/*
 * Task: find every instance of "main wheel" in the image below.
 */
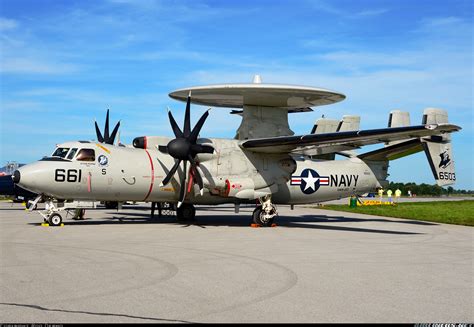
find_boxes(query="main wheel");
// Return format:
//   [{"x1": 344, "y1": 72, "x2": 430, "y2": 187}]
[
  {"x1": 177, "y1": 204, "x2": 196, "y2": 223},
  {"x1": 104, "y1": 201, "x2": 118, "y2": 209},
  {"x1": 252, "y1": 206, "x2": 262, "y2": 224},
  {"x1": 252, "y1": 206, "x2": 274, "y2": 227},
  {"x1": 48, "y1": 213, "x2": 63, "y2": 227}
]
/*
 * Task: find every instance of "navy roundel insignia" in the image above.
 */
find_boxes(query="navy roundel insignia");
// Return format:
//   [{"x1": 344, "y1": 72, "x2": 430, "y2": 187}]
[{"x1": 291, "y1": 168, "x2": 329, "y2": 194}]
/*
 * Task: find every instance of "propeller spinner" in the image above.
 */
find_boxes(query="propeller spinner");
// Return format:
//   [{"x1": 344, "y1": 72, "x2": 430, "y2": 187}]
[
  {"x1": 159, "y1": 93, "x2": 213, "y2": 207},
  {"x1": 95, "y1": 109, "x2": 120, "y2": 145}
]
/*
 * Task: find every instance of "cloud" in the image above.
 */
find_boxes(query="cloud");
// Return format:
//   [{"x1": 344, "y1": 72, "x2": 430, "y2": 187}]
[
  {"x1": 420, "y1": 16, "x2": 464, "y2": 28},
  {"x1": 0, "y1": 58, "x2": 80, "y2": 75},
  {"x1": 0, "y1": 17, "x2": 18, "y2": 31},
  {"x1": 308, "y1": 0, "x2": 388, "y2": 18},
  {"x1": 355, "y1": 9, "x2": 389, "y2": 17}
]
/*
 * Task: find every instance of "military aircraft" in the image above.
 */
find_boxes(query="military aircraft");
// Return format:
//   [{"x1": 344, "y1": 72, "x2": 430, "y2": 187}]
[{"x1": 13, "y1": 76, "x2": 460, "y2": 226}]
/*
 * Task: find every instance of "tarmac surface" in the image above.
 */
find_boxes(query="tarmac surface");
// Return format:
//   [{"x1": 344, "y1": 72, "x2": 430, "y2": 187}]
[{"x1": 0, "y1": 200, "x2": 472, "y2": 323}]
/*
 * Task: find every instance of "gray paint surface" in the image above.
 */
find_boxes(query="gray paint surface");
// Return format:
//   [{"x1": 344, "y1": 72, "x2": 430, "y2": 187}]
[{"x1": 1, "y1": 202, "x2": 472, "y2": 323}]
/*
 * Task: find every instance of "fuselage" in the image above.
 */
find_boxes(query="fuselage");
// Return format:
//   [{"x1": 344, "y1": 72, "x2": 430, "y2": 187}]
[{"x1": 15, "y1": 139, "x2": 380, "y2": 205}]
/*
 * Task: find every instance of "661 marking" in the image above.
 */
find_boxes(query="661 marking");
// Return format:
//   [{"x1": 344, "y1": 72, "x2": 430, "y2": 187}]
[{"x1": 54, "y1": 169, "x2": 82, "y2": 183}]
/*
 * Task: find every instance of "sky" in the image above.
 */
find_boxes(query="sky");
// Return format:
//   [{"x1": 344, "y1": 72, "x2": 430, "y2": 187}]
[{"x1": 0, "y1": 0, "x2": 473, "y2": 190}]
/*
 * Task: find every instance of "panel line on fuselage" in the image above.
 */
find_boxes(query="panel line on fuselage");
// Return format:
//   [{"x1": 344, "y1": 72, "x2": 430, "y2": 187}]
[{"x1": 143, "y1": 149, "x2": 155, "y2": 201}]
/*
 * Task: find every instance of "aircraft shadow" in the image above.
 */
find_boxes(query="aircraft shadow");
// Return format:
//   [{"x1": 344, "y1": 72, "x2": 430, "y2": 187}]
[{"x1": 27, "y1": 210, "x2": 427, "y2": 235}]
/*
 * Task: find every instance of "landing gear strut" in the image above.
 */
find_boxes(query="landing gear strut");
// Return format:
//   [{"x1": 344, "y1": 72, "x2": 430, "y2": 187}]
[{"x1": 253, "y1": 195, "x2": 278, "y2": 227}]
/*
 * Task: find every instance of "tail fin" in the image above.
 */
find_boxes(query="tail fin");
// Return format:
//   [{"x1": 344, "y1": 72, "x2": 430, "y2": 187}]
[
  {"x1": 310, "y1": 118, "x2": 339, "y2": 134},
  {"x1": 311, "y1": 115, "x2": 361, "y2": 134},
  {"x1": 337, "y1": 115, "x2": 360, "y2": 132},
  {"x1": 421, "y1": 108, "x2": 456, "y2": 186},
  {"x1": 310, "y1": 116, "x2": 361, "y2": 160},
  {"x1": 359, "y1": 108, "x2": 458, "y2": 187}
]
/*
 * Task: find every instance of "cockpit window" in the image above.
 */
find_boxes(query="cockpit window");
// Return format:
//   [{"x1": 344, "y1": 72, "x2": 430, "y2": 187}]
[
  {"x1": 76, "y1": 149, "x2": 95, "y2": 162},
  {"x1": 66, "y1": 148, "x2": 78, "y2": 160},
  {"x1": 52, "y1": 147, "x2": 70, "y2": 158}
]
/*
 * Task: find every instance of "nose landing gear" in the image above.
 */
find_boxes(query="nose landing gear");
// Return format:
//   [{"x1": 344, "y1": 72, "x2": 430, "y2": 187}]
[{"x1": 38, "y1": 199, "x2": 64, "y2": 227}]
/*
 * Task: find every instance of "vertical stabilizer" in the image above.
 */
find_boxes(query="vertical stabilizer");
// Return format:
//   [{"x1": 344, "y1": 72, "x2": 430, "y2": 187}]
[
  {"x1": 388, "y1": 110, "x2": 410, "y2": 128},
  {"x1": 310, "y1": 118, "x2": 339, "y2": 134},
  {"x1": 421, "y1": 108, "x2": 456, "y2": 186},
  {"x1": 337, "y1": 115, "x2": 360, "y2": 132},
  {"x1": 387, "y1": 110, "x2": 411, "y2": 146}
]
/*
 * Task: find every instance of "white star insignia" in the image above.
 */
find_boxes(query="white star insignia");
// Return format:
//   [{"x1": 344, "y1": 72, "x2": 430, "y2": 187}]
[{"x1": 302, "y1": 170, "x2": 319, "y2": 191}]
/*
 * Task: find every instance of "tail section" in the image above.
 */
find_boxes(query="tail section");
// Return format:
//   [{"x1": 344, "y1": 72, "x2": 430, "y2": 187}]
[
  {"x1": 421, "y1": 108, "x2": 456, "y2": 186},
  {"x1": 359, "y1": 108, "x2": 457, "y2": 187},
  {"x1": 310, "y1": 115, "x2": 361, "y2": 160}
]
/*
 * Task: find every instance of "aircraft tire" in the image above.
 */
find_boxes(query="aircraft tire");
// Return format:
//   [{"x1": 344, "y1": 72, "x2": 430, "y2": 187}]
[
  {"x1": 104, "y1": 201, "x2": 118, "y2": 209},
  {"x1": 177, "y1": 204, "x2": 196, "y2": 223},
  {"x1": 252, "y1": 206, "x2": 273, "y2": 227},
  {"x1": 48, "y1": 213, "x2": 63, "y2": 227}
]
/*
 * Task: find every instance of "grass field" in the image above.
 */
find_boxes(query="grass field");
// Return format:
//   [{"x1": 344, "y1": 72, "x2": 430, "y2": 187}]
[{"x1": 318, "y1": 200, "x2": 474, "y2": 226}]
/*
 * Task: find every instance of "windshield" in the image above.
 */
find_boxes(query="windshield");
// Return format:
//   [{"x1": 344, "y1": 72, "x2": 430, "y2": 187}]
[
  {"x1": 52, "y1": 147, "x2": 70, "y2": 158},
  {"x1": 66, "y1": 148, "x2": 78, "y2": 160}
]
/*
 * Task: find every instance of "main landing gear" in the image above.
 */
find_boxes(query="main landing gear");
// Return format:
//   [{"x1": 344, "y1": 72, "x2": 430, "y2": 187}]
[
  {"x1": 252, "y1": 195, "x2": 278, "y2": 227},
  {"x1": 176, "y1": 203, "x2": 196, "y2": 223}
]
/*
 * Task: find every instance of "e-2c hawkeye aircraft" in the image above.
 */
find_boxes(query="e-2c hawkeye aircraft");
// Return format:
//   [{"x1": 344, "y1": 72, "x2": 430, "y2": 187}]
[{"x1": 13, "y1": 76, "x2": 460, "y2": 226}]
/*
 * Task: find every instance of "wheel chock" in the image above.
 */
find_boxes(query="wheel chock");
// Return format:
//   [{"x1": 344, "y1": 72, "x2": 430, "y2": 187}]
[
  {"x1": 250, "y1": 223, "x2": 277, "y2": 228},
  {"x1": 41, "y1": 223, "x2": 64, "y2": 227}
]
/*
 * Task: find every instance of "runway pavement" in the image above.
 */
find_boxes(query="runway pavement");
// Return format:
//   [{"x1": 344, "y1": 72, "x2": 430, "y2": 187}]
[{"x1": 0, "y1": 201, "x2": 472, "y2": 323}]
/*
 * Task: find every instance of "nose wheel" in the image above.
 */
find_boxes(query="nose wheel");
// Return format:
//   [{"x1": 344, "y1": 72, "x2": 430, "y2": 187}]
[{"x1": 48, "y1": 213, "x2": 63, "y2": 227}]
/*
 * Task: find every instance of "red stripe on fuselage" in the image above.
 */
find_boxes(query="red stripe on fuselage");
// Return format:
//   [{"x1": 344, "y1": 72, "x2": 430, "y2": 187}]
[{"x1": 143, "y1": 149, "x2": 154, "y2": 201}]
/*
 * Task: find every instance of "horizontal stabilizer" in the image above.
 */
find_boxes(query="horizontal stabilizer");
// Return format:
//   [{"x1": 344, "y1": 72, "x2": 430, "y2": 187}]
[
  {"x1": 241, "y1": 123, "x2": 461, "y2": 154},
  {"x1": 358, "y1": 139, "x2": 423, "y2": 161}
]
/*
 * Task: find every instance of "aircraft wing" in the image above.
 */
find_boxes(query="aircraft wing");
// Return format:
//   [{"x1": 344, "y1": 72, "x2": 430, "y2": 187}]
[{"x1": 240, "y1": 124, "x2": 461, "y2": 154}]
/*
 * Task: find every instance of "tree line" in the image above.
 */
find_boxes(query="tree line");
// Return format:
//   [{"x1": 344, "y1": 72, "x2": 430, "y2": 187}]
[{"x1": 387, "y1": 182, "x2": 473, "y2": 196}]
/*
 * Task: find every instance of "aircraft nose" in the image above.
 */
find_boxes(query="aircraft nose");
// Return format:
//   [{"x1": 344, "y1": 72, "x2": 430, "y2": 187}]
[{"x1": 12, "y1": 170, "x2": 21, "y2": 184}]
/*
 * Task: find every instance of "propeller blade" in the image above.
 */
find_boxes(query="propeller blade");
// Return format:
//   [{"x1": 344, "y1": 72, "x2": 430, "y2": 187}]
[
  {"x1": 108, "y1": 121, "x2": 121, "y2": 145},
  {"x1": 95, "y1": 121, "x2": 104, "y2": 142},
  {"x1": 188, "y1": 156, "x2": 204, "y2": 196},
  {"x1": 183, "y1": 94, "x2": 192, "y2": 137},
  {"x1": 189, "y1": 109, "x2": 210, "y2": 143},
  {"x1": 177, "y1": 160, "x2": 188, "y2": 208},
  {"x1": 168, "y1": 110, "x2": 184, "y2": 138},
  {"x1": 158, "y1": 145, "x2": 169, "y2": 154},
  {"x1": 160, "y1": 159, "x2": 181, "y2": 186},
  {"x1": 104, "y1": 109, "x2": 110, "y2": 141}
]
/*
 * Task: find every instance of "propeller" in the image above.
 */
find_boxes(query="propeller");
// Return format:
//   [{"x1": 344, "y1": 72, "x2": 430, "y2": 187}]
[
  {"x1": 159, "y1": 92, "x2": 213, "y2": 207},
  {"x1": 95, "y1": 109, "x2": 120, "y2": 145}
]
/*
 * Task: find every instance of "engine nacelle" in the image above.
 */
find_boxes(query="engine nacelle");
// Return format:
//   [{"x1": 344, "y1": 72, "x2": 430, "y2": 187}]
[
  {"x1": 133, "y1": 136, "x2": 172, "y2": 149},
  {"x1": 224, "y1": 177, "x2": 255, "y2": 198}
]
